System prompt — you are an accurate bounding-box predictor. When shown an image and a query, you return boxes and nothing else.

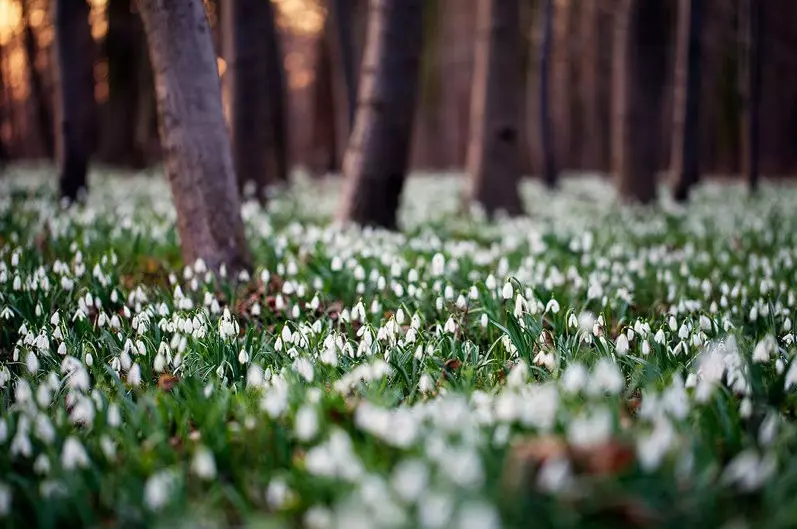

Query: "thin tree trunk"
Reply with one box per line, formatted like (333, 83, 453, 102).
(54, 0, 95, 202)
(539, 0, 557, 188)
(337, 0, 424, 229)
(612, 0, 670, 204)
(137, 0, 250, 272)
(223, 0, 287, 198)
(740, 0, 762, 193)
(464, 0, 524, 215)
(329, 0, 357, 129)
(22, 0, 55, 158)
(670, 0, 705, 202)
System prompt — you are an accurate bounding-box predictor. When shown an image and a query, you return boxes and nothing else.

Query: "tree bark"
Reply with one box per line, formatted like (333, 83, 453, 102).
(464, 0, 524, 216)
(739, 0, 762, 193)
(21, 0, 55, 159)
(612, 0, 670, 204)
(222, 0, 288, 198)
(337, 0, 424, 229)
(539, 0, 558, 189)
(137, 0, 250, 272)
(670, 0, 705, 202)
(54, 0, 95, 202)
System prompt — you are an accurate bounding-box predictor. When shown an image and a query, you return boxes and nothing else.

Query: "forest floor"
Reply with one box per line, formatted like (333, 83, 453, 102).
(1, 166, 797, 528)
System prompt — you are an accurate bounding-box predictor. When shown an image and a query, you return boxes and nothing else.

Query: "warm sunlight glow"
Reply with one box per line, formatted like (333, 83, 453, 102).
(273, 0, 325, 36)
(0, 0, 21, 46)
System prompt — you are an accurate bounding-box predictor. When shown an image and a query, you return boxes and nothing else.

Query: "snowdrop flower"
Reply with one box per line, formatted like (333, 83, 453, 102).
(545, 298, 560, 314)
(501, 282, 514, 300)
(615, 334, 629, 356)
(61, 437, 90, 470)
(266, 477, 294, 510)
(144, 470, 180, 511)
(191, 446, 217, 480)
(127, 363, 142, 387)
(431, 253, 446, 276)
(587, 358, 624, 396)
(561, 362, 588, 394)
(567, 407, 613, 449)
(443, 316, 457, 334)
(506, 359, 528, 388)
(295, 405, 319, 441)
(721, 450, 776, 492)
(418, 373, 435, 394)
(654, 329, 666, 344)
(752, 335, 775, 363)
(567, 312, 578, 329)
(537, 457, 572, 494)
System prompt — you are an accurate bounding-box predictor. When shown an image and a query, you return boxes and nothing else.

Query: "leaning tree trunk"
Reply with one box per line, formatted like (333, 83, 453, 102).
(739, 0, 762, 193)
(539, 0, 558, 189)
(464, 0, 524, 216)
(337, 0, 424, 229)
(612, 0, 670, 204)
(54, 0, 95, 202)
(222, 0, 287, 198)
(137, 0, 250, 272)
(670, 0, 705, 202)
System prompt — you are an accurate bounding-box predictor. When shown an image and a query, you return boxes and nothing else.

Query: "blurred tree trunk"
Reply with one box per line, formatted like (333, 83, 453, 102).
(54, 0, 95, 202)
(739, 0, 761, 192)
(329, 0, 357, 128)
(101, 0, 148, 168)
(21, 0, 54, 159)
(138, 0, 250, 272)
(612, 0, 670, 204)
(553, 0, 582, 171)
(580, 0, 613, 171)
(539, 0, 557, 188)
(133, 33, 158, 163)
(465, 0, 524, 216)
(223, 0, 287, 198)
(309, 27, 338, 175)
(337, 0, 424, 228)
(670, 0, 705, 202)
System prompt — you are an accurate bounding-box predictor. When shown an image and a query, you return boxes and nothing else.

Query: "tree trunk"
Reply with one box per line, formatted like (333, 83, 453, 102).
(222, 0, 288, 198)
(309, 26, 339, 176)
(22, 0, 55, 159)
(739, 0, 762, 193)
(670, 0, 705, 202)
(137, 0, 250, 272)
(329, 0, 357, 129)
(580, 0, 613, 171)
(101, 0, 148, 168)
(337, 0, 424, 229)
(539, 0, 558, 188)
(464, 0, 524, 216)
(612, 0, 670, 204)
(54, 0, 95, 202)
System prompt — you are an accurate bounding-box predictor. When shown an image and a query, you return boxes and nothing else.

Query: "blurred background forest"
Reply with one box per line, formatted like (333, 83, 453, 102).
(0, 0, 795, 179)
